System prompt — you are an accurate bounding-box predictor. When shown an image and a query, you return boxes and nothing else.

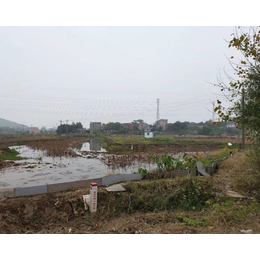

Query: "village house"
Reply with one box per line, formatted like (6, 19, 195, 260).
(155, 119, 168, 131)
(31, 127, 39, 134)
(90, 122, 101, 134)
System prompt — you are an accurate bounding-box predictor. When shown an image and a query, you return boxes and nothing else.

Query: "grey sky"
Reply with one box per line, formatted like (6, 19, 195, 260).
(0, 26, 238, 129)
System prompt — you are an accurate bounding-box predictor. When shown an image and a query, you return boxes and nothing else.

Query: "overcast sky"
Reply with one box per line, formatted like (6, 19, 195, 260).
(0, 26, 239, 129)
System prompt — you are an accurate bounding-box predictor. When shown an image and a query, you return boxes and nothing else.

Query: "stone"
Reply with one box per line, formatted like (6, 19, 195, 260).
(105, 184, 126, 192)
(225, 190, 245, 198)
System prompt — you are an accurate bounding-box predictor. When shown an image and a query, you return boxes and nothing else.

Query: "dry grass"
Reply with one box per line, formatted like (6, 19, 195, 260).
(27, 138, 88, 157)
(214, 151, 260, 196)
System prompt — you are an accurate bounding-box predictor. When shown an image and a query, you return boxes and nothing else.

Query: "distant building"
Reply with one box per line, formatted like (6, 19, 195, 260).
(138, 122, 150, 131)
(144, 131, 154, 139)
(122, 123, 130, 129)
(90, 122, 101, 134)
(31, 127, 39, 134)
(129, 123, 134, 130)
(77, 128, 87, 134)
(226, 123, 236, 128)
(155, 119, 168, 131)
(122, 123, 135, 130)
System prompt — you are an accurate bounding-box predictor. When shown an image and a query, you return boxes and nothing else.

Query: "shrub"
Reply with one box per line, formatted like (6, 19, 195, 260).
(166, 178, 216, 211)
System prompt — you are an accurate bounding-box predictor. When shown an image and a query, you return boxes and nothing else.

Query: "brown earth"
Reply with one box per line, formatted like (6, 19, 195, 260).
(0, 187, 220, 234)
(1, 152, 260, 234)
(0, 136, 257, 234)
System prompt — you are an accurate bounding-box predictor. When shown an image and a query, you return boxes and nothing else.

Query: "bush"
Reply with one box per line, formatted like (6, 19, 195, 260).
(166, 178, 216, 211)
(121, 178, 216, 213)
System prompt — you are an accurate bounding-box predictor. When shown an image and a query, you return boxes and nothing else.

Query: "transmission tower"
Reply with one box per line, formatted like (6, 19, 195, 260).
(156, 98, 160, 121)
(210, 101, 215, 122)
(206, 101, 216, 122)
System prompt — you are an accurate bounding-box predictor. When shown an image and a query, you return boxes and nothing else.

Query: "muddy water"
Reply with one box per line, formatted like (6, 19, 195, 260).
(0, 143, 155, 189)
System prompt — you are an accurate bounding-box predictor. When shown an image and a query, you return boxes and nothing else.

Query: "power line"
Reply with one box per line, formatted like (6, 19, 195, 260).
(0, 92, 222, 124)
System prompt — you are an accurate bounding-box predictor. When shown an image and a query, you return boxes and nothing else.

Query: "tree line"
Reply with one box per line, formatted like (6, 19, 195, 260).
(102, 119, 240, 136)
(56, 122, 83, 134)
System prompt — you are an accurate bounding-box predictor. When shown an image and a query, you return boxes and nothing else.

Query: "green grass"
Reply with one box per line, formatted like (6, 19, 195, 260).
(108, 135, 220, 146)
(218, 143, 241, 149)
(110, 177, 217, 214)
(180, 216, 209, 227)
(0, 148, 24, 161)
(206, 199, 260, 227)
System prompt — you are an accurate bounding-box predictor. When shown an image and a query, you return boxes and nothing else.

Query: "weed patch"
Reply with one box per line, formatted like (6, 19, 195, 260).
(194, 147, 236, 167)
(166, 178, 216, 211)
(178, 216, 208, 227)
(118, 178, 217, 213)
(207, 200, 260, 228)
(0, 148, 23, 161)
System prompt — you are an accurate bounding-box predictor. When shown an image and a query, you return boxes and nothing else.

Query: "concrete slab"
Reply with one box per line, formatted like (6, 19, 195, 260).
(14, 185, 47, 197)
(47, 178, 102, 193)
(196, 162, 210, 177)
(102, 174, 143, 186)
(105, 184, 126, 192)
(123, 174, 142, 181)
(102, 175, 124, 186)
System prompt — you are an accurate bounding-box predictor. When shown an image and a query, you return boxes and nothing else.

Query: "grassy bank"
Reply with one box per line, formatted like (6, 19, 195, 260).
(101, 135, 242, 154)
(0, 148, 24, 161)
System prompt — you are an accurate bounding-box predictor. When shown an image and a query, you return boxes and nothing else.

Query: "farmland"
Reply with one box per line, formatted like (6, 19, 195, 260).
(1, 134, 258, 234)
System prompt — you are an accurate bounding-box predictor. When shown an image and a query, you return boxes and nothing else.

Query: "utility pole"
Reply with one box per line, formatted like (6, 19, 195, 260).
(66, 119, 69, 136)
(241, 88, 245, 151)
(156, 98, 160, 121)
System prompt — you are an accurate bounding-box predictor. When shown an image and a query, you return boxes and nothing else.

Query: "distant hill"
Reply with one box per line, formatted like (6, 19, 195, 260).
(0, 118, 30, 131)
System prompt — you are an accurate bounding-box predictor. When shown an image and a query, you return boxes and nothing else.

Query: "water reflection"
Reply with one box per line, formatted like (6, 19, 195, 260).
(80, 140, 106, 152)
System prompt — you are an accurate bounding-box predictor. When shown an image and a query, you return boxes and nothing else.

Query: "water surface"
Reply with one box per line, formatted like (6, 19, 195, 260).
(0, 144, 154, 189)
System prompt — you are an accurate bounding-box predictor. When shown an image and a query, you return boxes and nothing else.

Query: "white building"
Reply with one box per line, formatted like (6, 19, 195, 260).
(144, 131, 154, 139)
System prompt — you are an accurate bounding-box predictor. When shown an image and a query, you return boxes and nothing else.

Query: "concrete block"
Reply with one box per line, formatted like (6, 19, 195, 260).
(123, 174, 143, 181)
(196, 162, 210, 177)
(174, 169, 189, 177)
(106, 184, 126, 192)
(14, 185, 47, 197)
(102, 175, 124, 186)
(47, 178, 102, 193)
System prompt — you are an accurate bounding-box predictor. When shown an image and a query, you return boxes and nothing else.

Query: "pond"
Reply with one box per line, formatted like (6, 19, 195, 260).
(0, 142, 155, 189)
(80, 140, 107, 152)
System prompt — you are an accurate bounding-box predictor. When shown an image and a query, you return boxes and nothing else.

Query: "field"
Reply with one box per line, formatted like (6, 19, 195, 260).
(101, 134, 243, 154)
(1, 134, 258, 234)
